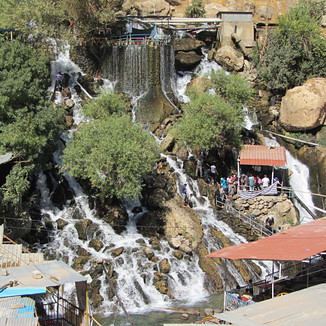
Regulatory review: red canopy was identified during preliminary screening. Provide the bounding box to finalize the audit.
[207,217,326,261]
[239,145,286,166]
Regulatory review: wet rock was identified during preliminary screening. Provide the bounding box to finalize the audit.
[77,246,91,256]
[72,256,90,270]
[74,219,93,240]
[143,246,154,260]
[97,203,128,234]
[154,280,169,294]
[89,239,104,252]
[173,250,184,260]
[72,207,84,219]
[111,247,124,257]
[135,238,146,245]
[63,99,75,110]
[149,236,161,250]
[161,133,176,153]
[86,223,100,238]
[103,243,115,252]
[89,279,104,308]
[145,188,170,209]
[136,210,165,237]
[134,280,150,304]
[132,207,143,214]
[65,115,74,126]
[175,51,203,70]
[56,218,68,230]
[159,258,171,273]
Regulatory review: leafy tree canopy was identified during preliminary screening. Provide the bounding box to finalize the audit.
[208,70,255,110]
[0,0,123,42]
[0,39,65,211]
[82,91,129,120]
[62,115,159,199]
[185,0,206,18]
[0,39,50,122]
[174,88,244,151]
[256,0,326,93]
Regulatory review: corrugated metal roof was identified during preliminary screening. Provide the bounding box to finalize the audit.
[207,217,326,261]
[217,11,253,21]
[239,145,286,166]
[0,260,86,289]
[0,296,38,326]
[214,283,326,326]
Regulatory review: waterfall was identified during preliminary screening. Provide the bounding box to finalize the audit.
[264,137,315,223]
[101,45,149,97]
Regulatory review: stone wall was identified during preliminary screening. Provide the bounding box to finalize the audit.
[232,193,299,229]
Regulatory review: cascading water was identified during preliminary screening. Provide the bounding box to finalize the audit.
[264,137,316,223]
[38,38,277,326]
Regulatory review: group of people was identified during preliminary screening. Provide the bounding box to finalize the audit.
[239,174,271,191]
[181,184,195,208]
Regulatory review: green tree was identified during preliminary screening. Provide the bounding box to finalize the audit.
[185,0,206,18]
[62,115,159,199]
[0,39,65,212]
[0,0,122,42]
[208,70,255,109]
[82,91,129,119]
[256,0,326,93]
[174,88,244,150]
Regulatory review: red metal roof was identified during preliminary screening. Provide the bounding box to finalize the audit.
[207,217,326,261]
[239,145,286,166]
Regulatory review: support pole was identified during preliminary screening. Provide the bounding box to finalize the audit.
[271,263,275,298]
[237,158,240,192]
[271,166,274,185]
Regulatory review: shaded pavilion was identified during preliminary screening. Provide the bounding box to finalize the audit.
[207,217,326,297]
[237,145,287,189]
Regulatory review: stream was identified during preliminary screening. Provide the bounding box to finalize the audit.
[37,40,317,325]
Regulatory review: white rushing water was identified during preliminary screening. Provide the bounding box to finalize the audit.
[38,41,274,321]
[264,137,315,223]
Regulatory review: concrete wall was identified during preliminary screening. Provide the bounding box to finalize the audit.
[219,21,255,47]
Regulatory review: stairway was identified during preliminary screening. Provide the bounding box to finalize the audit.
[0,224,46,267]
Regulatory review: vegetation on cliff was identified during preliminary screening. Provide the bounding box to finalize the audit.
[0,0,122,43]
[255,0,326,93]
[63,92,160,199]
[185,0,206,18]
[173,70,253,150]
[0,39,65,213]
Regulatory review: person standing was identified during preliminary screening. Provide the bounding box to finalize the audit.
[248,174,255,191]
[210,164,217,182]
[262,175,270,188]
[181,184,188,206]
[196,157,203,178]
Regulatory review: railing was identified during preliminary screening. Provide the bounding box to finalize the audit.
[40,296,85,326]
[218,200,273,237]
[224,292,252,311]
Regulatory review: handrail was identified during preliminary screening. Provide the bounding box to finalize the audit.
[3,234,31,253]
[218,200,273,237]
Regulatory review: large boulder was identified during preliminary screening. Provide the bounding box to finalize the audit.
[213,45,244,71]
[279,78,326,131]
[173,39,205,52]
[175,51,203,70]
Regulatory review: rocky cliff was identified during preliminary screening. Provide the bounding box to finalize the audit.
[122,0,297,23]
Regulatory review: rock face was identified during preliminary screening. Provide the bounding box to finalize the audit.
[175,51,203,70]
[279,78,326,131]
[213,45,244,72]
[233,194,299,229]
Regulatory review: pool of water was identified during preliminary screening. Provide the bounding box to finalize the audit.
[95,292,224,326]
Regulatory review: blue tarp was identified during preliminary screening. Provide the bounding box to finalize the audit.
[0,287,46,298]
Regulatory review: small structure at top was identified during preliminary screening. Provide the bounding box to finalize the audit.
[217,11,255,48]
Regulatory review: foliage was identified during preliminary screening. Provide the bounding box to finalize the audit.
[0,0,122,42]
[185,0,206,18]
[82,91,129,119]
[1,164,34,211]
[0,39,65,211]
[0,39,50,122]
[208,70,255,109]
[174,88,244,150]
[256,0,326,93]
[62,115,159,199]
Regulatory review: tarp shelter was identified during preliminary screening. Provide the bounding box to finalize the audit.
[213,283,326,326]
[239,145,286,167]
[207,217,326,261]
